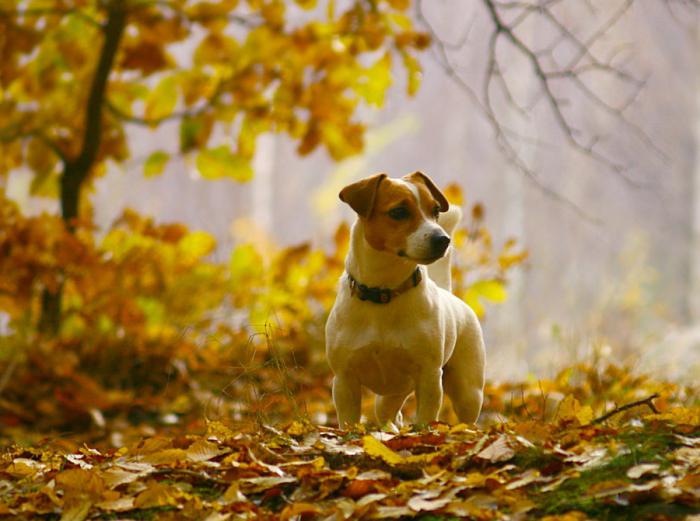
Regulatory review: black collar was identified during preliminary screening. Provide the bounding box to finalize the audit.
[347,268,422,304]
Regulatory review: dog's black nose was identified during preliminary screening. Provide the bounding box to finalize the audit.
[431,234,451,255]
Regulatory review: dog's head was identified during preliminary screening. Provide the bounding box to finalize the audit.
[339,172,451,264]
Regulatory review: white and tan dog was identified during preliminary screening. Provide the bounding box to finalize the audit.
[325,172,485,427]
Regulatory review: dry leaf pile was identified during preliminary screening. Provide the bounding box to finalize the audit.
[2,401,699,521]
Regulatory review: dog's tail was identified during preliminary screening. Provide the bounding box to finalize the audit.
[428,205,462,291]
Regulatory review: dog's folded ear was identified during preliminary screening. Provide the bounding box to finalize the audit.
[339,173,387,218]
[404,171,449,212]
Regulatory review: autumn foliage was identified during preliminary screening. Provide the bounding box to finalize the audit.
[0,182,525,431]
[1,0,430,197]
[0,363,698,519]
[1,2,699,520]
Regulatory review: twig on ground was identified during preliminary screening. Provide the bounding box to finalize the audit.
[592,393,659,424]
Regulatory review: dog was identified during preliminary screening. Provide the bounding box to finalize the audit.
[325,172,485,427]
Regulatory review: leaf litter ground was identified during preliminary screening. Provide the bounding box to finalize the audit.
[1,366,699,521]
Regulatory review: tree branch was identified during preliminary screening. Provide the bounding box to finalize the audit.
[417,0,675,213]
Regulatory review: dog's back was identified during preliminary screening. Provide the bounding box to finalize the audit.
[427,205,462,291]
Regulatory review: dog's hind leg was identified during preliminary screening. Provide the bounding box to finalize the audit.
[443,330,485,423]
[374,392,410,426]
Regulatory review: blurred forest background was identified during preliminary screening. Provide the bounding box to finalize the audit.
[1,0,699,439]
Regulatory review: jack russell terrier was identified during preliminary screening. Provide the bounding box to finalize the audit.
[325,172,485,427]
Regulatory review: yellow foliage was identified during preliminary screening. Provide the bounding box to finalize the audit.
[362,435,440,465]
[0,0,430,192]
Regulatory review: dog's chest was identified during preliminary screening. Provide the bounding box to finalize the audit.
[347,340,420,395]
[331,301,437,395]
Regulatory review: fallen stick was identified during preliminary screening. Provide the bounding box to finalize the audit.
[592,393,660,425]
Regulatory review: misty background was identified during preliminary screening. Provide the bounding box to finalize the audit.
[10,0,699,382]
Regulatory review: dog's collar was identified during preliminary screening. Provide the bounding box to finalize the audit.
[347,268,422,304]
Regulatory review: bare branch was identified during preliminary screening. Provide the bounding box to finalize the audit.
[415,0,682,220]
[481,0,636,179]
[415,0,600,221]
[592,393,659,424]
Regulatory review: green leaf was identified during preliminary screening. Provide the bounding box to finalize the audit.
[144,76,178,122]
[144,151,169,177]
[196,146,253,182]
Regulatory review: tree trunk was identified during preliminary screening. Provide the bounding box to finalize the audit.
[38,3,127,335]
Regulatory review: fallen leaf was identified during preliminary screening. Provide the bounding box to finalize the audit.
[95,496,135,512]
[6,458,45,478]
[238,476,296,494]
[407,491,450,512]
[59,499,91,521]
[476,435,515,463]
[362,435,440,465]
[133,482,180,508]
[185,439,229,462]
[627,463,661,479]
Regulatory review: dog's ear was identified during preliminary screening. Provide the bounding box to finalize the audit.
[339,173,387,218]
[404,171,449,212]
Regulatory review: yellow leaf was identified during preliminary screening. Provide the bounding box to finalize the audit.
[6,458,45,478]
[139,448,187,465]
[178,231,216,262]
[29,171,59,198]
[134,482,179,509]
[295,0,317,9]
[499,250,528,270]
[558,395,594,425]
[402,52,422,96]
[362,435,405,465]
[362,435,440,465]
[461,290,485,318]
[196,146,253,182]
[60,500,91,521]
[206,420,237,442]
[143,151,169,177]
[443,183,464,205]
[466,280,507,303]
[230,244,264,285]
[645,407,700,426]
[355,53,392,107]
[144,76,178,122]
[387,0,409,8]
[194,33,239,66]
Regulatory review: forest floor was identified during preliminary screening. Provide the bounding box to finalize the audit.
[1,364,699,521]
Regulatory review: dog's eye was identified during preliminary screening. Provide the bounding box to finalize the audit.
[388,207,410,220]
[432,205,440,219]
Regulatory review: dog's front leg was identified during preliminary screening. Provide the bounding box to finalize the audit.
[415,369,443,424]
[332,374,361,427]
